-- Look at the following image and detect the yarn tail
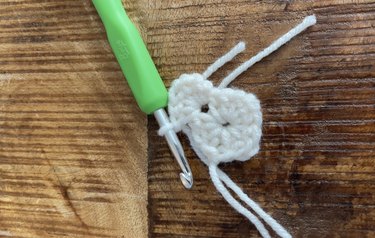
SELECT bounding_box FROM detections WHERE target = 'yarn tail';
[202,42,246,79]
[217,169,292,238]
[209,164,292,238]
[219,15,316,88]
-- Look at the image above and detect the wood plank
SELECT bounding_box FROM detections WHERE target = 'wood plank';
[0,1,148,237]
[147,0,375,237]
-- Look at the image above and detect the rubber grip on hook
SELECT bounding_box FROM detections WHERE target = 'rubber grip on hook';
[92,0,168,114]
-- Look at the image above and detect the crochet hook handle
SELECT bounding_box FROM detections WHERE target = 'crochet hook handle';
[92,0,167,114]
[92,0,193,189]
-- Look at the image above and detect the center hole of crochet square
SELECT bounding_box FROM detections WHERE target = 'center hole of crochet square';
[201,104,209,113]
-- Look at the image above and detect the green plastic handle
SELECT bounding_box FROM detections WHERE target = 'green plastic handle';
[92,0,167,114]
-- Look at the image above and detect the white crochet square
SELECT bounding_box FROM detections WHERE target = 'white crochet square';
[168,73,262,165]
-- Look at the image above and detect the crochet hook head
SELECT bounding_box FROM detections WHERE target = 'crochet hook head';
[92,0,193,189]
[154,109,193,189]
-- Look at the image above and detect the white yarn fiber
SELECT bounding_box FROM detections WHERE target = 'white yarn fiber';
[159,15,316,238]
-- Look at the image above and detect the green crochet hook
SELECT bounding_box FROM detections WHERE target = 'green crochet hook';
[92,0,193,189]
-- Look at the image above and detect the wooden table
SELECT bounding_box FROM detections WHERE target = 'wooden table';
[0,1,147,237]
[0,1,374,238]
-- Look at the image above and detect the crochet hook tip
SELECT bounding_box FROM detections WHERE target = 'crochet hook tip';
[180,172,193,189]
[154,109,194,189]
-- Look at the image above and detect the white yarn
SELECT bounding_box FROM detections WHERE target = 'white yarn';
[159,15,316,237]
[219,15,317,88]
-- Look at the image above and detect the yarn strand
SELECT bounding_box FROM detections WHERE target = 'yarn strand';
[219,15,316,88]
[202,42,246,79]
[217,169,292,238]
[209,164,271,238]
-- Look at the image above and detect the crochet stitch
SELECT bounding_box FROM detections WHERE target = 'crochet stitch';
[159,15,316,238]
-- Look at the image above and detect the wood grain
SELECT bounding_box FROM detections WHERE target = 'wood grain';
[147,0,375,237]
[0,1,148,237]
